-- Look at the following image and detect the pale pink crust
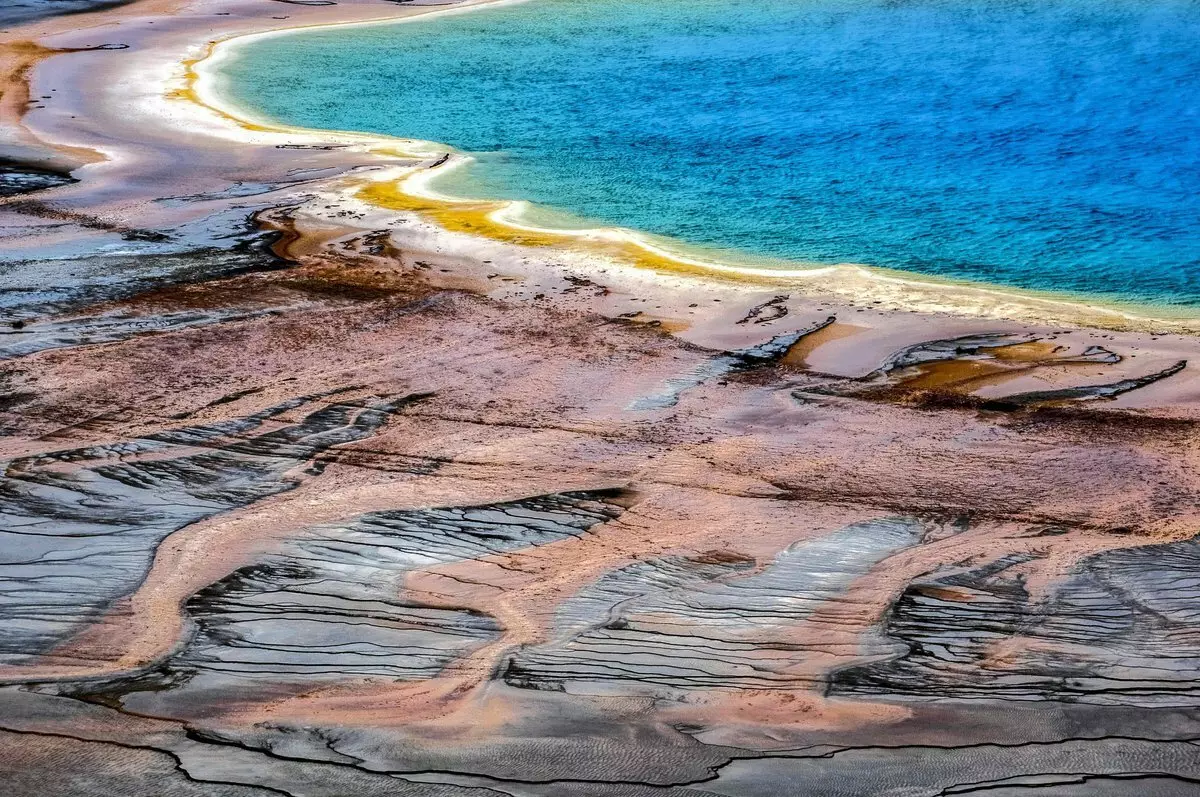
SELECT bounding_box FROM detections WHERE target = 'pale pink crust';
[3,0,1200,790]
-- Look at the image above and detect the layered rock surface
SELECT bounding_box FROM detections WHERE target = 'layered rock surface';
[3,0,1200,794]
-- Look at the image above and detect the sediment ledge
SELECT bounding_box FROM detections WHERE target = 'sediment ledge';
[1,0,1200,795]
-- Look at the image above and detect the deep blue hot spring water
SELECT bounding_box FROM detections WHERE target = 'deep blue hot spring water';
[220,0,1200,308]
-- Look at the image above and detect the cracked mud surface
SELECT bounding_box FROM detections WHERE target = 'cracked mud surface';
[4,0,1200,794]
[5,253,1200,795]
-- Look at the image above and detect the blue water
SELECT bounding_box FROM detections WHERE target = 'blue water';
[222,0,1200,307]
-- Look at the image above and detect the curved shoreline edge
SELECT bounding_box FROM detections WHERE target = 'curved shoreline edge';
[186,0,1200,335]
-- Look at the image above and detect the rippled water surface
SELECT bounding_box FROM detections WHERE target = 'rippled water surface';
[222,0,1200,305]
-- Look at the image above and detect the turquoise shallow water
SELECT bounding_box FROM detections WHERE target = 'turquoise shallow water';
[221,0,1200,307]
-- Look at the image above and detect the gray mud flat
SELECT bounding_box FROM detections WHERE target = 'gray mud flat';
[3,6,1200,790]
[0,392,426,664]
[0,0,134,28]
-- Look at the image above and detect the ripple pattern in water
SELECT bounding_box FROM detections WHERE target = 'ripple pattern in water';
[222,0,1200,306]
